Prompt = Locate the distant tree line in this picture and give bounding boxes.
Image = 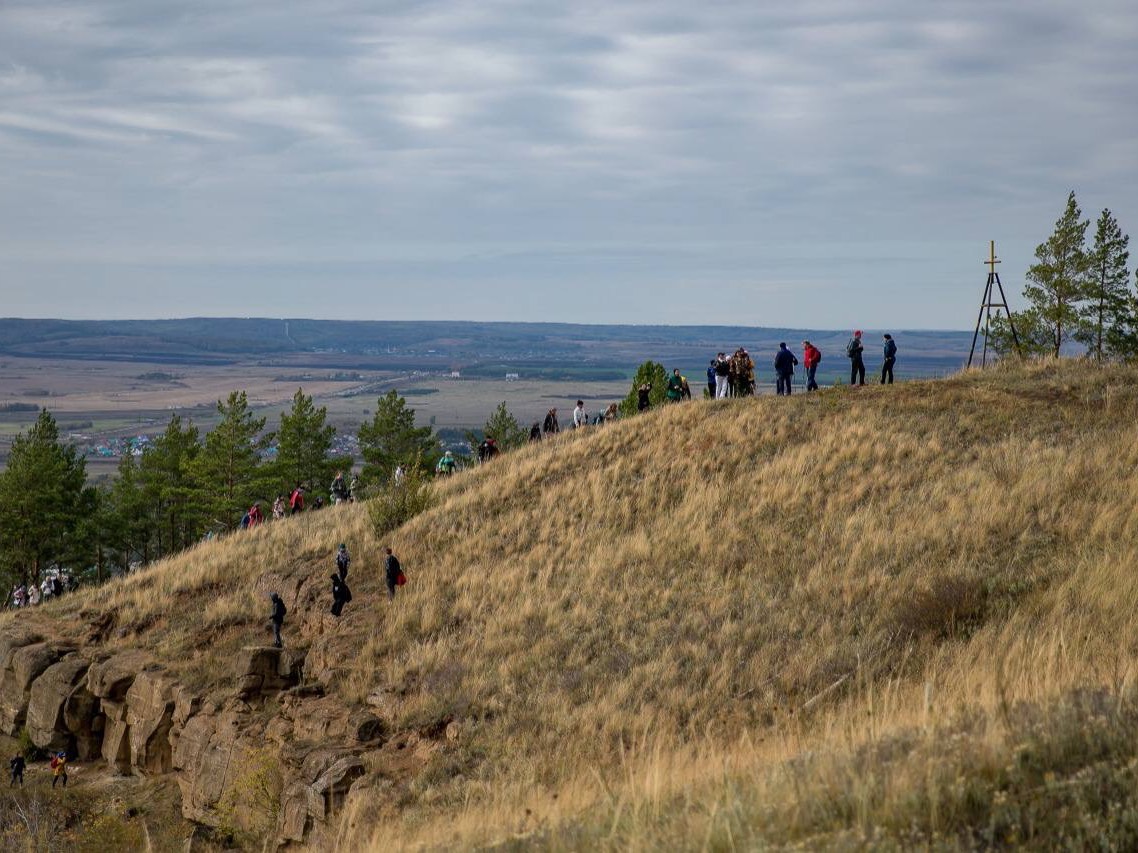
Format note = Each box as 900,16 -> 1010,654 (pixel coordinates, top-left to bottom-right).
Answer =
992,192 -> 1134,359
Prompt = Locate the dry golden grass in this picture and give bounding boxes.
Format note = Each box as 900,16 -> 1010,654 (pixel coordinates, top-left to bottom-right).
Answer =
7,359 -> 1138,849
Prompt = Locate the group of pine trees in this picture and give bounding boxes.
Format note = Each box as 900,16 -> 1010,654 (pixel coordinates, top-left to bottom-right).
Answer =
993,192 -> 1134,359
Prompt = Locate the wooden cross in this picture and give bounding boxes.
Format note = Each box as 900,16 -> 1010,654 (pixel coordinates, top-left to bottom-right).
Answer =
985,240 -> 1001,274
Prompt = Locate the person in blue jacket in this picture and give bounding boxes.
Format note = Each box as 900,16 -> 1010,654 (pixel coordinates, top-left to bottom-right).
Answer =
774,342 -> 798,395
881,334 -> 897,384
706,360 -> 717,398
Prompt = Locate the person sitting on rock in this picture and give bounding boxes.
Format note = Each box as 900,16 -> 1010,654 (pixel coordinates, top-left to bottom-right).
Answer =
9,753 -> 24,787
330,574 -> 353,617
269,592 -> 286,648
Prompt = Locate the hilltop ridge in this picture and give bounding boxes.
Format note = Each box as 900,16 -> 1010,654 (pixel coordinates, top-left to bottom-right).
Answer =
3,360 -> 1138,849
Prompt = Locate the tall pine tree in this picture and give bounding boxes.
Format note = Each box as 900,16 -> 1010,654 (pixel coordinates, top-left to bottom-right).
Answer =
275,388 -> 336,498
141,414 -> 202,556
358,391 -> 438,484
194,392 -> 269,531
1076,208 -> 1132,360
1023,191 -> 1091,358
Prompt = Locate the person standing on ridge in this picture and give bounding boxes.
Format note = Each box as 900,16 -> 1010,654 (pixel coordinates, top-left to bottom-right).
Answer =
384,547 -> 403,600
636,382 -> 653,412
714,353 -> 731,399
706,360 -> 717,398
272,495 -> 286,520
543,408 -> 560,434
9,753 -> 24,787
881,334 -> 897,384
802,340 -> 822,391
529,422 -> 542,442
349,473 -> 360,502
572,400 -> 588,429
774,343 -> 798,395
665,369 -> 685,403
330,471 -> 349,504
289,486 -> 305,515
436,450 -> 457,476
269,592 -> 286,648
846,330 -> 866,386
336,543 -> 351,580
330,574 -> 352,617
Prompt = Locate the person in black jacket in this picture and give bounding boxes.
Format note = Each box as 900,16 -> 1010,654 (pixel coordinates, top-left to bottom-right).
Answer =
774,343 -> 799,395
881,334 -> 897,384
330,575 -> 352,617
335,543 -> 351,580
846,330 -> 866,386
384,548 -> 402,600
9,753 -> 24,786
269,592 -> 286,648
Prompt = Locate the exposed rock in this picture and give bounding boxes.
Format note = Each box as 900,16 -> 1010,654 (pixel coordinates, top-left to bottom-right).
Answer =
445,720 -> 463,743
308,755 -> 366,823
87,651 -> 150,701
275,694 -> 384,746
63,678 -> 105,761
235,646 -> 305,699
125,669 -> 178,775
100,698 -> 132,773
278,748 -> 366,843
26,655 -> 89,752
0,642 -> 64,734
173,701 -> 265,824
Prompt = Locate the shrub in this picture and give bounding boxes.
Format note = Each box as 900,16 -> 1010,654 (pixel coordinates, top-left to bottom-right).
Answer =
368,463 -> 436,538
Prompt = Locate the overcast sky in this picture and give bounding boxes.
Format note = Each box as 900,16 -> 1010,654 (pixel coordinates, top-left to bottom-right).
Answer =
1,1 -> 1135,328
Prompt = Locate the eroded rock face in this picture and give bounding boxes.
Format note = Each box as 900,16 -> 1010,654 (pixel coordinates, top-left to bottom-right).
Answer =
26,655 -> 89,753
0,642 -> 64,734
173,698 -> 262,825
125,669 -> 178,775
87,651 -> 150,701
234,646 -> 305,699
278,748 -> 367,843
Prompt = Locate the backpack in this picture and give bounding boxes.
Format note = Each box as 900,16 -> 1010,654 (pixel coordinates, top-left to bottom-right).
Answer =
395,570 -> 407,586
846,340 -> 860,358
814,348 -> 822,363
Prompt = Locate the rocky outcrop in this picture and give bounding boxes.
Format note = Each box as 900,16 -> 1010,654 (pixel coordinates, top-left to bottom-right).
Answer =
279,749 -> 367,843
235,646 -> 305,699
125,669 -> 178,775
88,652 -> 150,774
0,638 -> 64,734
26,654 -> 90,753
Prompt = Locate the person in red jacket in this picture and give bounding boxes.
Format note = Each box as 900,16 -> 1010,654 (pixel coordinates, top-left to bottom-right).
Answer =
802,340 -> 822,391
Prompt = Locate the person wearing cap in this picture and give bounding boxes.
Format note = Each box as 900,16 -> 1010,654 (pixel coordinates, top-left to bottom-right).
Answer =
774,343 -> 798,395
881,334 -> 897,384
802,340 -> 822,391
336,543 -> 351,580
846,330 -> 866,386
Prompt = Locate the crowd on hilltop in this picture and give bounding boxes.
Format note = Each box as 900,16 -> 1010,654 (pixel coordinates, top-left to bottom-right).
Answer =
9,569 -> 74,609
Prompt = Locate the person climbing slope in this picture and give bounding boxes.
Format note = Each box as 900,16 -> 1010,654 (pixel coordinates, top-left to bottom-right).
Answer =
330,574 -> 352,617
336,543 -> 351,580
384,547 -> 403,600
268,592 -> 286,648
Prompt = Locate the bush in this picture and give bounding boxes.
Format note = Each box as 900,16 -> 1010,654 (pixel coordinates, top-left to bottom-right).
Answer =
369,464 -> 436,538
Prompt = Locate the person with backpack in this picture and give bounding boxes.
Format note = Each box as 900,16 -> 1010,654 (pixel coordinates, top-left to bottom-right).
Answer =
436,451 -> 457,476
50,752 -> 67,788
247,502 -> 263,528
9,753 -> 24,786
289,486 -> 305,515
774,342 -> 799,395
268,592 -> 286,648
330,575 -> 352,617
665,369 -> 685,403
543,408 -> 560,434
802,340 -> 822,391
330,471 -> 349,505
846,330 -> 866,386
714,353 -> 731,398
881,334 -> 897,384
335,543 -> 351,580
384,547 -> 403,600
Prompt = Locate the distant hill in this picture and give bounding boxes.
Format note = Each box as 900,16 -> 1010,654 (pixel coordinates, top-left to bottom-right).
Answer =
4,361 -> 1136,849
0,317 -> 974,376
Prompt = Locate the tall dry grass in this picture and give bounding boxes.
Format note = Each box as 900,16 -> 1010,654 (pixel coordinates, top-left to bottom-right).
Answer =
6,359 -> 1138,848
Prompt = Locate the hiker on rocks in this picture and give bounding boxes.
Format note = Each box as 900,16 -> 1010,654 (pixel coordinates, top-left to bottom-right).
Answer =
330,574 -> 352,617
384,548 -> 403,600
706,360 -> 717,398
803,340 -> 822,391
272,495 -> 286,520
50,752 -> 67,788
637,382 -> 653,412
9,753 -> 24,786
349,473 -> 360,502
247,502 -> 264,528
330,471 -> 349,504
572,400 -> 588,429
714,353 -> 731,399
774,342 -> 798,396
436,450 -> 457,476
289,486 -> 305,515
543,408 -> 560,434
881,334 -> 897,384
529,422 -> 542,442
846,330 -> 866,386
269,592 -> 286,648
665,369 -> 685,403
477,436 -> 499,463
336,543 -> 351,580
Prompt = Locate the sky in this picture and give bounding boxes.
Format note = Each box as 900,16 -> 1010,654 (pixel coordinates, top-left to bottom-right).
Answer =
1,1 -> 1136,329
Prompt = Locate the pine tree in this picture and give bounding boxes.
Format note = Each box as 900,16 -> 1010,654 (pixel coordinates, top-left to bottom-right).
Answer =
358,391 -> 438,484
0,410 -> 88,589
1076,209 -> 1132,360
1023,191 -> 1091,358
194,392 -> 269,531
103,452 -> 154,569
619,361 -> 668,416
479,402 -> 528,451
140,414 -> 202,556
275,388 -> 336,499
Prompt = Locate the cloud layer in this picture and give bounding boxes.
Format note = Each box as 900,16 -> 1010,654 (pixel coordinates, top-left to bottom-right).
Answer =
2,0 -> 1136,327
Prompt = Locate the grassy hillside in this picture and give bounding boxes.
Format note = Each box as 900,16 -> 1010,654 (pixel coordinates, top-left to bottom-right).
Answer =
9,360 -> 1138,849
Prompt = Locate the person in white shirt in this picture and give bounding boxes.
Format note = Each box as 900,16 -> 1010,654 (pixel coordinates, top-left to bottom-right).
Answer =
572,400 -> 587,429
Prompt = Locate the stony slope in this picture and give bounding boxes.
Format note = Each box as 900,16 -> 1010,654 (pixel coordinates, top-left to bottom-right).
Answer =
3,361 -> 1138,849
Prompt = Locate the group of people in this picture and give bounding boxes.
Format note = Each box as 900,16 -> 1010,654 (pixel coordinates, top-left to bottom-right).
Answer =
267,545 -> 405,648
8,750 -> 68,788
9,571 -> 73,609
238,470 -> 361,531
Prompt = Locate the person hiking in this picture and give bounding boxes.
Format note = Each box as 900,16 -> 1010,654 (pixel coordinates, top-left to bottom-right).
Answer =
665,369 -> 685,403
9,753 -> 24,787
680,374 -> 692,401
802,340 -> 822,391
436,450 -> 457,476
706,360 -> 717,398
289,486 -> 305,515
846,330 -> 866,386
268,592 -> 286,648
349,473 -> 360,502
572,400 -> 588,429
336,543 -> 351,580
330,574 -> 352,617
50,575 -> 64,598
393,465 -> 405,485
543,408 -> 560,434
272,495 -> 286,520
603,402 -> 619,422
384,547 -> 403,600
714,353 -> 731,399
240,511 -> 251,530
529,422 -> 542,442
478,436 -> 500,463
637,382 -> 653,412
774,343 -> 798,395
50,752 -> 67,788
247,502 -> 263,528
330,471 -> 349,504
881,334 -> 897,384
